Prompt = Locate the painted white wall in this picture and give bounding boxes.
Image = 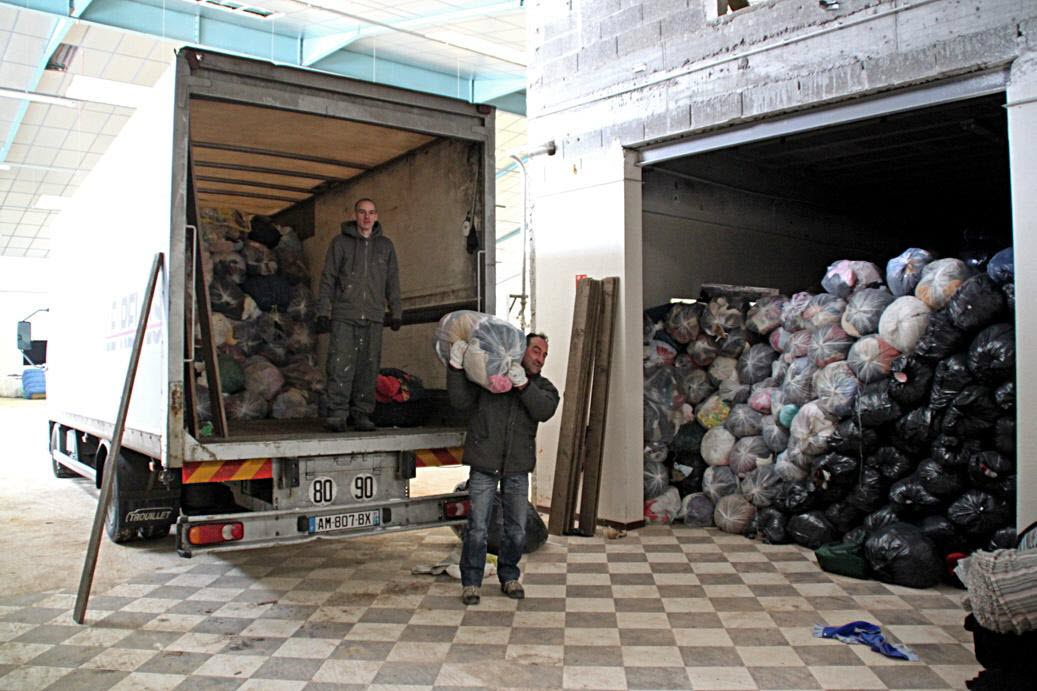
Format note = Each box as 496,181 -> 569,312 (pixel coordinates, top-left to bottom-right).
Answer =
1008,52 -> 1037,530
0,257 -> 50,378
530,143 -> 644,525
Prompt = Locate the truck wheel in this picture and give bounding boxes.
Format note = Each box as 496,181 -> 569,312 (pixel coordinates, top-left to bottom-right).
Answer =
104,469 -> 136,544
49,425 -> 77,479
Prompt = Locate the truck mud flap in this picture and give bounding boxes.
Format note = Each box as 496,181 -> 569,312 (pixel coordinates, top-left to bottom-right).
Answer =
176,490 -> 470,557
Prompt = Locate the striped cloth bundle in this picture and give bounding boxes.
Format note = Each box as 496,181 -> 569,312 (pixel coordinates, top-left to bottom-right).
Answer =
960,535 -> 1037,635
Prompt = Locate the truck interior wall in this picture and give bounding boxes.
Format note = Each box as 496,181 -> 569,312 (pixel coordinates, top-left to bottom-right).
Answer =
305,137 -> 484,390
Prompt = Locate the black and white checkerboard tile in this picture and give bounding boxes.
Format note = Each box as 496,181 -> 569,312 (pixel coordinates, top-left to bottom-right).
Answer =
0,526 -> 978,689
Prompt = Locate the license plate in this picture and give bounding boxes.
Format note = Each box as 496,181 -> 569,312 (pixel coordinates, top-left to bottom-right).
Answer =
309,510 -> 381,534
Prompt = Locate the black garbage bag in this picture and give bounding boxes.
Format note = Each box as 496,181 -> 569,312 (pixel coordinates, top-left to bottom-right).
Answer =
782,480 -> 817,514
855,381 -> 902,427
843,526 -> 868,546
968,451 -> 1015,492
941,385 -> 999,437
825,500 -> 864,534
995,380 -> 1015,411
967,323 -> 1015,384
672,455 -> 707,497
888,355 -> 934,407
914,308 -> 968,360
988,526 -> 1018,550
831,418 -> 880,456
865,522 -> 943,588
866,446 -> 916,482
459,497 -> 548,556
248,214 -> 282,249
986,247 -> 1014,285
917,515 -> 968,554
929,354 -> 973,410
916,458 -> 966,499
947,274 -> 1006,333
813,454 -> 860,495
242,274 -> 294,312
947,489 -> 1010,537
889,476 -> 943,518
994,416 -> 1015,456
787,511 -> 838,550
847,467 -> 888,513
863,505 -> 901,533
892,407 -> 940,455
1003,282 -> 1015,311
757,507 -> 790,544
672,421 -> 707,457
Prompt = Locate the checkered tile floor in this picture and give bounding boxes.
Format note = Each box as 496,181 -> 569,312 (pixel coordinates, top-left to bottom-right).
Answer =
0,526 -> 978,690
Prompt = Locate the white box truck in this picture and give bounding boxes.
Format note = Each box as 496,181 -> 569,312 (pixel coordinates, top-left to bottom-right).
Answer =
46,49 -> 496,557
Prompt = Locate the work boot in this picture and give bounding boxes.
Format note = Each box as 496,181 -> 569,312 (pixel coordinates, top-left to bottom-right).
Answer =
352,414 -> 376,432
500,580 -> 525,599
324,417 -> 349,433
461,586 -> 480,605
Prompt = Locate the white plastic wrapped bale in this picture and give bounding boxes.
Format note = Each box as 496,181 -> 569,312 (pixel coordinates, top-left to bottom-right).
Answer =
701,297 -> 744,338
738,343 -> 778,385
435,310 -> 526,393
645,365 -> 684,409
788,401 -> 837,456
725,404 -> 764,438
729,436 -> 772,477
688,334 -> 720,367
847,335 -> 900,383
681,493 -> 715,527
812,361 -> 861,418
243,355 -> 285,400
749,387 -> 777,414
644,486 -> 681,524
644,442 -> 669,465
915,257 -> 972,309
242,240 -> 278,276
701,426 -> 736,466
781,292 -> 813,331
643,461 -> 671,500
887,247 -> 935,297
741,465 -> 783,508
644,399 -> 680,443
680,366 -> 714,405
761,414 -> 790,453
746,295 -> 787,335
714,494 -> 757,535
665,303 -> 703,344
809,324 -> 854,367
785,329 -> 813,358
775,451 -> 809,482
646,338 -> 679,366
272,388 -> 313,418
821,260 -> 883,298
708,356 -> 738,387
803,294 -> 847,329
212,251 -> 247,284
781,357 -> 817,406
695,394 -> 731,429
842,288 -> 895,337
879,296 -> 932,353
702,465 -> 739,504
717,372 -> 750,404
225,390 -> 269,420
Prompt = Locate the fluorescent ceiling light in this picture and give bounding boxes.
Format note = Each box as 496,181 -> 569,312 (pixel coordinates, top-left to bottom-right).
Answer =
35,194 -> 72,211
0,87 -> 78,108
423,30 -> 526,66
0,163 -> 10,171
65,75 -> 150,109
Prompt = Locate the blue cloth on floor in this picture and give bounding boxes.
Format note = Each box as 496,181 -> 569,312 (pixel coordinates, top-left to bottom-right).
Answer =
813,620 -> 918,661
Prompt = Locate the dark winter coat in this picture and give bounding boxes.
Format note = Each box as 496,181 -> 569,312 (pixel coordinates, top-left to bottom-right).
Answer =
317,220 -> 401,324
447,366 -> 559,475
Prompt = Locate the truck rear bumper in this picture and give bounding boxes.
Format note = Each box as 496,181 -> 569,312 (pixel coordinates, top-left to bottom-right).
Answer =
176,490 -> 469,557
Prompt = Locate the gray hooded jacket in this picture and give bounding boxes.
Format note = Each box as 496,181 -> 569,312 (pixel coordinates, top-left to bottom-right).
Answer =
317,220 -> 402,324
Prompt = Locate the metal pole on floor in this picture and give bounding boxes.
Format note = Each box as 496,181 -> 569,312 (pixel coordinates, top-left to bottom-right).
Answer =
73,253 -> 165,625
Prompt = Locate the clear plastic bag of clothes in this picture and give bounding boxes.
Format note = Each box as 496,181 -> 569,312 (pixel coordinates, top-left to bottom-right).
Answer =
822,259 -> 882,298
681,367 -> 714,405
915,257 -> 971,309
644,486 -> 682,523
785,329 -> 813,358
701,297 -> 744,338
761,415 -> 790,453
729,436 -> 772,477
865,522 -> 943,589
211,313 -> 237,348
281,357 -> 324,392
212,251 -> 247,284
749,387 -> 777,414
725,404 -> 763,438
714,494 -> 757,535
272,387 -> 313,419
775,451 -> 808,482
242,239 -> 278,276
846,336 -> 899,384
717,371 -> 750,404
769,327 -> 790,353
644,441 -> 670,465
809,324 -> 854,368
967,323 -> 1015,384
210,276 -> 247,319
644,399 -> 679,443
695,393 -> 731,429
244,355 -> 285,400
842,288 -> 895,338
434,310 -> 526,394
914,308 -> 967,360
803,294 -> 847,329
986,246 -> 1014,285
788,401 -> 836,456
746,295 -> 787,335
716,328 -> 749,357
645,365 -> 684,409
286,321 -> 315,354
701,426 -> 735,466
646,338 -> 679,366
225,390 -> 270,420
886,247 -> 934,297
286,284 -> 315,322
947,274 -> 1006,333
814,366 -> 865,419
879,296 -> 931,353
781,357 -> 817,406
688,334 -> 720,367
787,511 -> 838,549
643,460 -> 671,500
665,303 -> 703,344
681,492 -> 715,527
702,465 -> 739,504
741,465 -> 782,508
781,291 -> 813,331
738,343 -> 778,385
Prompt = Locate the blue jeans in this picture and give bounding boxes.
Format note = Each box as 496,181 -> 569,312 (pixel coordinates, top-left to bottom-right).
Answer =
460,469 -> 529,587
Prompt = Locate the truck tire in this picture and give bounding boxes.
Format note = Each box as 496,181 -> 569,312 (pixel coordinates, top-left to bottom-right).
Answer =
49,425 -> 77,479
103,459 -> 136,543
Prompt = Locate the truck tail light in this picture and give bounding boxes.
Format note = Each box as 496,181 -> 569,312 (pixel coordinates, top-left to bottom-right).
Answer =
443,499 -> 470,518
187,522 -> 244,545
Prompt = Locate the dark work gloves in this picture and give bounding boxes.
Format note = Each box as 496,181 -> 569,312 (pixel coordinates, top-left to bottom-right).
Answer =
315,316 -> 332,334
388,317 -> 403,331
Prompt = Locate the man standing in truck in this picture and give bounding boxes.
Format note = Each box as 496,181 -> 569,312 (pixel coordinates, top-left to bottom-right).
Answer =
316,198 -> 403,432
447,333 -> 559,605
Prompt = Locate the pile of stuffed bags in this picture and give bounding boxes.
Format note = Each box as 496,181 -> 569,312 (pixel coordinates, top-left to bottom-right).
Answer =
643,246 -> 1016,588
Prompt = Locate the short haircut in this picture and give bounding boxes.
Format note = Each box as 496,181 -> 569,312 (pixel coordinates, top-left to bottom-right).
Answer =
526,332 -> 548,347
354,198 -> 376,212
